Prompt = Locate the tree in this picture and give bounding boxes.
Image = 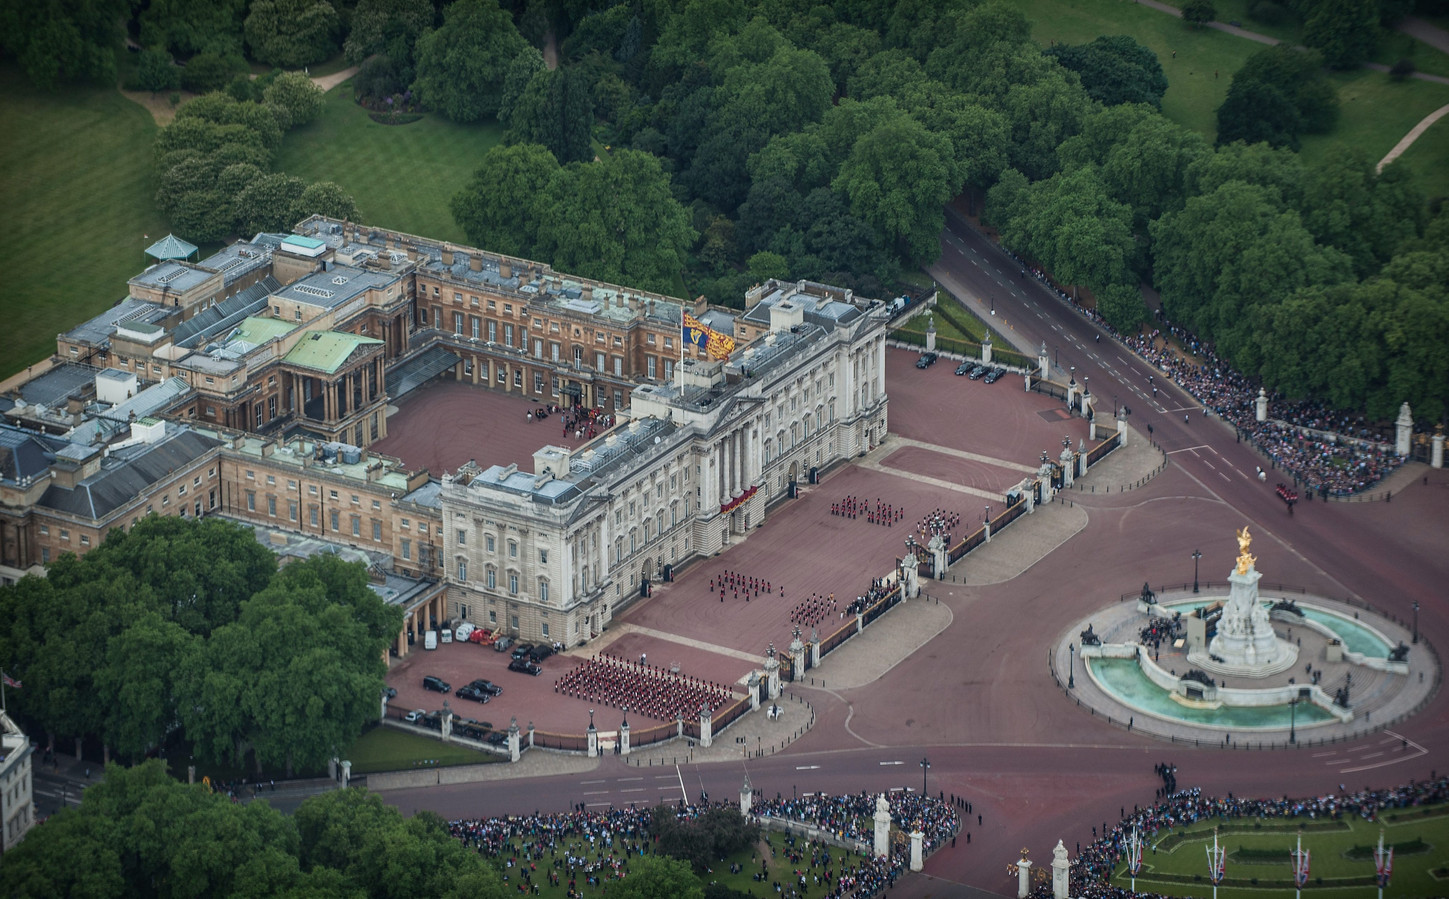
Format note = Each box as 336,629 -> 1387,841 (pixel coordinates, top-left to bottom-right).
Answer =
1215,46 -> 1338,149
344,0 -> 434,66
451,142 -> 561,256
139,0 -> 246,57
0,0 -> 124,89
539,149 -> 697,295
1302,0 -> 1380,68
244,0 -> 341,68
833,113 -> 955,264
234,173 -> 309,234
180,50 -> 250,94
1181,0 -> 1217,27
130,46 -> 180,93
504,66 -> 596,164
612,854 -> 705,899
264,71 -> 325,131
295,181 -> 359,223
412,0 -> 531,123
747,251 -> 790,281
1047,35 -> 1168,109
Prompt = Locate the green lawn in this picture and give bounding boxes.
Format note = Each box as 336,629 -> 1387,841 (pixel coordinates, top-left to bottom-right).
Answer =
274,82 -> 503,244
344,725 -> 503,774
1114,807 -> 1449,898
1395,112 -> 1449,201
1012,0 -> 1271,138
1297,68 -> 1449,172
0,63 -> 166,381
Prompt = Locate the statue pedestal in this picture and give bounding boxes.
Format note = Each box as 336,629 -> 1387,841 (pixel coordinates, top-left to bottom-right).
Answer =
1189,566 -> 1298,677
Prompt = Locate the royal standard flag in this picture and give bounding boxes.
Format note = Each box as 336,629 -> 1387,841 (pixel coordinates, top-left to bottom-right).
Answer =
682,312 -> 735,361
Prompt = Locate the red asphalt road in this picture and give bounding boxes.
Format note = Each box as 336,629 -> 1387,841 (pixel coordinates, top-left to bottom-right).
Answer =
378,227 -> 1449,896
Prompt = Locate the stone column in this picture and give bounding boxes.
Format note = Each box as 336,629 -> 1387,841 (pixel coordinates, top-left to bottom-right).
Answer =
1255,388 -> 1269,423
1433,427 -> 1445,469
981,335 -> 993,365
1038,341 -> 1049,378
1060,447 -> 1075,489
587,713 -> 598,757
789,632 -> 806,681
1117,408 -> 1129,446
764,657 -> 781,699
1016,857 -> 1032,899
507,716 -> 521,763
619,717 -> 631,755
748,672 -> 761,710
925,315 -> 936,352
527,721 -> 535,748
910,828 -> 924,871
983,520 -> 991,543
740,777 -> 753,819
856,610 -> 865,633
440,707 -> 453,742
1051,840 -> 1070,899
873,795 -> 891,858
699,706 -> 713,748
1396,402 -> 1413,456
810,629 -> 820,668
1080,387 -> 1093,420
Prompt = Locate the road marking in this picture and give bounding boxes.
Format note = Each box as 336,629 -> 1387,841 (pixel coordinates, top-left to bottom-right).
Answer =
1362,752 -> 1384,759
879,760 -> 904,766
796,765 -> 820,770
654,775 -> 676,780
618,776 -> 642,781
1311,751 -> 1337,757
581,779 -> 606,784
1202,461 -> 1215,470
586,801 -> 612,807
583,790 -> 609,795
620,788 -> 645,793
889,786 -> 908,792
1167,445 -> 1213,455
677,764 -> 687,799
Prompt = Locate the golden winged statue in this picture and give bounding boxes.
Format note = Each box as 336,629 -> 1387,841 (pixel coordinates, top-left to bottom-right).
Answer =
1235,525 -> 1256,575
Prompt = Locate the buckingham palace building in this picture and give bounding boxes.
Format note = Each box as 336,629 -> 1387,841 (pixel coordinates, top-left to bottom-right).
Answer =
439,278 -> 890,646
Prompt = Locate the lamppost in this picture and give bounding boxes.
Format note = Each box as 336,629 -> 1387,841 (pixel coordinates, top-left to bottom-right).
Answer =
920,756 -> 931,796
1068,642 -> 1076,689
1192,549 -> 1203,593
1413,601 -> 1420,644
983,505 -> 990,524
1289,696 -> 1298,745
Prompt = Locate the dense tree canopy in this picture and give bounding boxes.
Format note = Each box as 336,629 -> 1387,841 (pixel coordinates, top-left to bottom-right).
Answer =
0,518 -> 399,771
0,0 -> 124,89
413,0 -> 531,123
1047,35 -> 1168,109
1215,46 -> 1338,149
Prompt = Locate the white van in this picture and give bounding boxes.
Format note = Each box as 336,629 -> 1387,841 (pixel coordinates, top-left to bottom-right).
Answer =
424,630 -> 438,650
440,628 -> 453,644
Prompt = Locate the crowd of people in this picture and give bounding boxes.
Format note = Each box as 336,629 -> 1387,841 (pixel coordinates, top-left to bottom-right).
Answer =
1031,775 -> 1449,899
553,652 -> 733,722
711,569 -> 775,603
831,496 -> 904,527
788,592 -> 839,630
526,403 -> 614,442
1011,249 -> 1404,496
447,791 -> 959,899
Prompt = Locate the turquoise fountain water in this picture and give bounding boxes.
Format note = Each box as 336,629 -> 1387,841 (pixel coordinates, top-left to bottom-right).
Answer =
1089,658 -> 1337,729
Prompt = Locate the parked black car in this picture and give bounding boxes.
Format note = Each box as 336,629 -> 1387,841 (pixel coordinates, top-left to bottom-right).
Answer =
967,364 -> 987,380
915,352 -> 938,369
954,361 -> 973,376
508,658 -> 543,676
511,643 -> 534,661
983,366 -> 1006,384
422,675 -> 451,693
456,684 -> 491,703
528,644 -> 554,662
470,679 -> 502,696
486,731 -> 509,746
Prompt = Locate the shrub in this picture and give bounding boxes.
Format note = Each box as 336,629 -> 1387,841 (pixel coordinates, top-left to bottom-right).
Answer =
1182,0 -> 1217,27
181,52 -> 248,93
130,46 -> 180,93
1390,58 -> 1416,80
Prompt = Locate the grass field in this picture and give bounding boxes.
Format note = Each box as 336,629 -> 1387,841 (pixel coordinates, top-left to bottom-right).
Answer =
0,64 -> 166,381
344,725 -> 502,774
1113,807 -> 1449,898
1010,0 -> 1449,154
1395,113 -> 1449,201
1298,69 -> 1449,174
274,82 -> 503,245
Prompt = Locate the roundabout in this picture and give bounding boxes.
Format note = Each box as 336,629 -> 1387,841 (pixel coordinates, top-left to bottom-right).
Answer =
1052,528 -> 1437,747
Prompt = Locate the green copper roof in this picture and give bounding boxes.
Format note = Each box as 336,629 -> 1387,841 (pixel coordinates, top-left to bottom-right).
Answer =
284,331 -> 383,374
145,233 -> 198,260
233,316 -> 297,345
